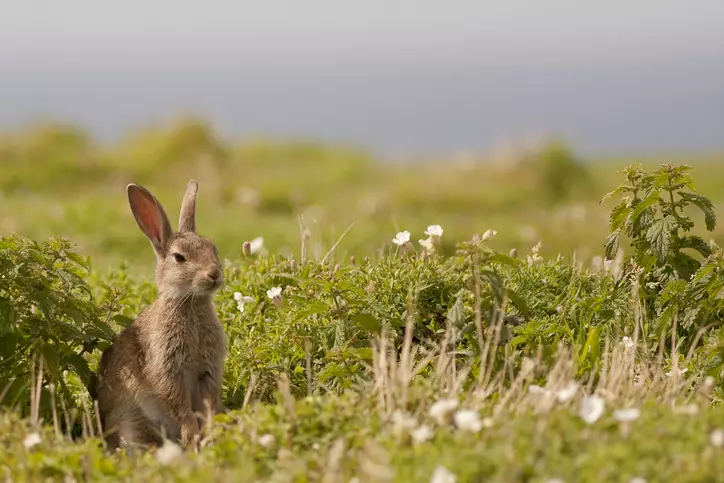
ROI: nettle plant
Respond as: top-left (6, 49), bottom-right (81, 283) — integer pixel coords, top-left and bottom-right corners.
top-left (603, 164), bottom-right (723, 355)
top-left (0, 236), bottom-right (115, 421)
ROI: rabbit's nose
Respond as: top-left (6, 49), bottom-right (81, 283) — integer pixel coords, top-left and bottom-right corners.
top-left (206, 268), bottom-right (221, 282)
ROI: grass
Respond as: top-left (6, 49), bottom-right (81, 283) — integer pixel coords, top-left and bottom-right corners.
top-left (2, 120), bottom-right (724, 481)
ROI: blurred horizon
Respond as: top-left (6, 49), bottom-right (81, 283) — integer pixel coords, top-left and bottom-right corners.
top-left (2, 0), bottom-right (723, 158)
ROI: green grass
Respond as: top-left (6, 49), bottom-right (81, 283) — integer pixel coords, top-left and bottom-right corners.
top-left (2, 120), bottom-right (724, 482)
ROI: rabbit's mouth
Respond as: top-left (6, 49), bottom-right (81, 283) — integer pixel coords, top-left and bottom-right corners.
top-left (196, 277), bottom-right (223, 294)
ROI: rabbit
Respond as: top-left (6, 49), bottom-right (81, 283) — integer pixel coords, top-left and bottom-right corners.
top-left (93, 179), bottom-right (227, 452)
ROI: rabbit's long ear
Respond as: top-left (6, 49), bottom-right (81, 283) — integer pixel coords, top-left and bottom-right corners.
top-left (178, 179), bottom-right (198, 233)
top-left (127, 184), bottom-right (174, 256)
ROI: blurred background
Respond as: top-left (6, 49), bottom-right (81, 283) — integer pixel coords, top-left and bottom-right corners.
top-left (1, 0), bottom-right (723, 271)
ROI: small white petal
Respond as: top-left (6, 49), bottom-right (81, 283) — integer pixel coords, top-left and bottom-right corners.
top-left (419, 238), bottom-right (435, 251)
top-left (621, 336), bottom-right (635, 350)
top-left (454, 409), bottom-right (483, 433)
top-left (23, 432), bottom-right (42, 449)
top-left (156, 440), bottom-right (182, 464)
top-left (233, 292), bottom-right (243, 301)
top-left (249, 237), bottom-right (264, 254)
top-left (429, 399), bottom-right (459, 425)
top-left (710, 429), bottom-right (724, 448)
top-left (424, 225), bottom-right (444, 237)
top-left (482, 229), bottom-right (497, 241)
top-left (579, 395), bottom-right (605, 424)
top-left (430, 465), bottom-right (457, 483)
top-left (555, 382), bottom-right (579, 403)
top-left (258, 433), bottom-right (276, 448)
top-left (613, 408), bottom-right (640, 423)
top-left (266, 287), bottom-right (283, 299)
top-left (411, 425), bottom-right (434, 444)
top-left (393, 230), bottom-right (411, 246)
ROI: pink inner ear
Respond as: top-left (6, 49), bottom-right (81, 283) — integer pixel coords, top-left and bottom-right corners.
top-left (130, 190), bottom-right (162, 244)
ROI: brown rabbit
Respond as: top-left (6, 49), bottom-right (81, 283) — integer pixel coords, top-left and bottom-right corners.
top-left (94, 179), bottom-right (227, 452)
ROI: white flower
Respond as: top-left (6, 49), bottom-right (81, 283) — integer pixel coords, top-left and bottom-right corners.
top-left (429, 399), bottom-right (459, 425)
top-left (482, 229), bottom-right (497, 241)
top-left (233, 292), bottom-right (256, 313)
top-left (629, 478), bottom-right (646, 483)
top-left (249, 237), bottom-right (264, 254)
top-left (430, 465), bottom-right (456, 483)
top-left (711, 429), bottom-right (724, 448)
top-left (527, 241), bottom-right (544, 264)
top-left (425, 225), bottom-right (443, 237)
top-left (613, 408), bottom-right (640, 423)
top-left (411, 425), bottom-right (434, 444)
top-left (555, 381), bottom-right (579, 403)
top-left (454, 409), bottom-right (483, 433)
top-left (393, 231), bottom-right (411, 246)
top-left (23, 432), bottom-right (42, 449)
top-left (156, 440), bottom-right (182, 464)
top-left (419, 238), bottom-right (435, 253)
top-left (258, 433), bottom-right (276, 448)
top-left (266, 287), bottom-right (284, 308)
top-left (622, 336), bottom-right (635, 350)
top-left (579, 395), bottom-right (605, 424)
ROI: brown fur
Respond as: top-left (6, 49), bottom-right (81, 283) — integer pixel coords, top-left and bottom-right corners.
top-left (94, 180), bottom-right (227, 452)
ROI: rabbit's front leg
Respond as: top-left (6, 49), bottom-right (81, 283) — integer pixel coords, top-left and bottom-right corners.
top-left (146, 363), bottom-right (199, 447)
top-left (193, 370), bottom-right (226, 420)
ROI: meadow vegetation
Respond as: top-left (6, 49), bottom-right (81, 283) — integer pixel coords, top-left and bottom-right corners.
top-left (1, 119), bottom-right (724, 482)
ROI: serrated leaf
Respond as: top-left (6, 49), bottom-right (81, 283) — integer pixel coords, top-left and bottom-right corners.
top-left (646, 216), bottom-right (678, 260)
top-left (630, 189), bottom-right (660, 224)
top-left (608, 200), bottom-right (631, 232)
top-left (679, 235), bottom-right (712, 258)
top-left (605, 229), bottom-right (621, 261)
top-left (680, 192), bottom-right (716, 231)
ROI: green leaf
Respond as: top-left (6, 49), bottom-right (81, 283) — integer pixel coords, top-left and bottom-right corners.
top-left (0, 333), bottom-right (18, 361)
top-left (66, 353), bottom-right (93, 388)
top-left (41, 344), bottom-right (61, 380)
top-left (350, 313), bottom-right (382, 334)
top-left (679, 192), bottom-right (716, 231)
top-left (608, 200), bottom-right (631, 232)
top-left (630, 189), bottom-right (661, 224)
top-left (294, 300), bottom-right (330, 319)
top-left (578, 326), bottom-right (601, 366)
top-left (646, 216), bottom-right (678, 260)
top-left (605, 229), bottom-right (621, 261)
top-left (679, 235), bottom-right (713, 258)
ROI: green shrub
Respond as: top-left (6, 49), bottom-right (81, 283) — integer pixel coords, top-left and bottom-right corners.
top-left (0, 236), bottom-right (114, 421)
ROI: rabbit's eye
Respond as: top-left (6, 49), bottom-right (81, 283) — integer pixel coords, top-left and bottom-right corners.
top-left (172, 253), bottom-right (186, 263)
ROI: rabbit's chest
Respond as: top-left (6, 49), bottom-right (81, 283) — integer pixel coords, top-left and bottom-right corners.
top-left (186, 316), bottom-right (225, 369)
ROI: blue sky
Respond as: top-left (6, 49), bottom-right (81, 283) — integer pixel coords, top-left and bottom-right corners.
top-left (2, 1), bottom-right (723, 156)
